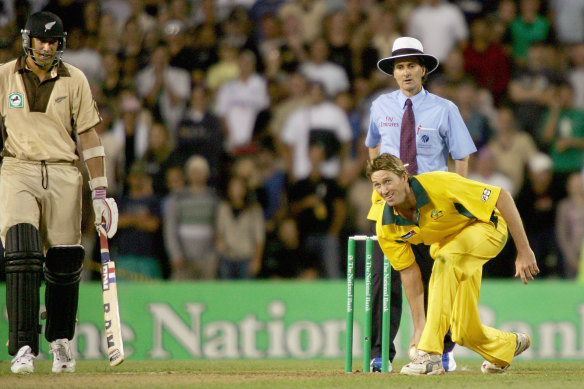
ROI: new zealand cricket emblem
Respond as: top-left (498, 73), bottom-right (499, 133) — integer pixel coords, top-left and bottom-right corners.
top-left (8, 92), bottom-right (24, 108)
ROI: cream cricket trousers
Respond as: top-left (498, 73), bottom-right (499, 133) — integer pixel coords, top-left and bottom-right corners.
top-left (0, 158), bottom-right (82, 251)
top-left (418, 213), bottom-right (517, 366)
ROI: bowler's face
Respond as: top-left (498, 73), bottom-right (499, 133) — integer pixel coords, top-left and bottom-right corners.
top-left (371, 170), bottom-right (409, 206)
top-left (393, 57), bottom-right (425, 97)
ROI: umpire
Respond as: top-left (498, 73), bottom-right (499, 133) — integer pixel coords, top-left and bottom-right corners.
top-left (0, 12), bottom-right (118, 374)
top-left (365, 37), bottom-right (476, 372)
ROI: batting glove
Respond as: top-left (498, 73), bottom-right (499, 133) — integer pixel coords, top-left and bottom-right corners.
top-left (92, 188), bottom-right (119, 238)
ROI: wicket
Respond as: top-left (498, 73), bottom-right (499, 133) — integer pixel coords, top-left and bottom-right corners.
top-left (345, 235), bottom-right (390, 373)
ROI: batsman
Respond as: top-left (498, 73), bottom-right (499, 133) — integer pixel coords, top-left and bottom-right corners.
top-left (0, 12), bottom-right (118, 374)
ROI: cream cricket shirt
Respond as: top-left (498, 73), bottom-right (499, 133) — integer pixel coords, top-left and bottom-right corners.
top-left (0, 56), bottom-right (100, 162)
top-left (371, 171), bottom-right (503, 271)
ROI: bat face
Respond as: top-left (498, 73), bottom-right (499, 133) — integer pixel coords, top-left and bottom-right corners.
top-left (99, 226), bottom-right (125, 366)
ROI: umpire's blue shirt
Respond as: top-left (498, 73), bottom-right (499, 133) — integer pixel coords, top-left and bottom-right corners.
top-left (365, 88), bottom-right (476, 172)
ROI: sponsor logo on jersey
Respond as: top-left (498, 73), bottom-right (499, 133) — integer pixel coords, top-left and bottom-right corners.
top-left (481, 188), bottom-right (491, 202)
top-left (400, 230), bottom-right (417, 239)
top-left (8, 92), bottom-right (24, 108)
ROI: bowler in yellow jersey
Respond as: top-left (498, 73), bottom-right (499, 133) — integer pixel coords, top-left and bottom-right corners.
top-left (366, 153), bottom-right (539, 375)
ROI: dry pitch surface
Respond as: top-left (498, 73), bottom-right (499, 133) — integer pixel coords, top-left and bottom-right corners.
top-left (1, 360), bottom-right (583, 389)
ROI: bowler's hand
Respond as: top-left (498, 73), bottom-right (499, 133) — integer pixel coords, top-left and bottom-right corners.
top-left (93, 188), bottom-right (119, 238)
top-left (514, 249), bottom-right (539, 284)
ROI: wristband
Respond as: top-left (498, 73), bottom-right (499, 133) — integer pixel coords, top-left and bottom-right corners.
top-left (88, 176), bottom-right (108, 191)
top-left (92, 188), bottom-right (107, 200)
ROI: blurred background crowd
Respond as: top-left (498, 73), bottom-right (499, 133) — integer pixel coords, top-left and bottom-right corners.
top-left (1, 0), bottom-right (584, 282)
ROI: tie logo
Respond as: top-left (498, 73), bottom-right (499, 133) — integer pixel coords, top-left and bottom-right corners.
top-left (8, 92), bottom-right (24, 108)
top-left (45, 21), bottom-right (56, 32)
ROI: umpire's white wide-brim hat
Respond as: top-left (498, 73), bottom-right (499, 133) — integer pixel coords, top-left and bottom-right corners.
top-left (377, 37), bottom-right (439, 77)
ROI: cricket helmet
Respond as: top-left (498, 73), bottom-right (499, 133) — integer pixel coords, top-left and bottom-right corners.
top-left (21, 12), bottom-right (67, 68)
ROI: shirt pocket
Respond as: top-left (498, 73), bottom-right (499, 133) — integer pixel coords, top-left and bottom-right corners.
top-left (416, 127), bottom-right (439, 156)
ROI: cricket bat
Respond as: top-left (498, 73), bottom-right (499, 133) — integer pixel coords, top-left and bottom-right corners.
top-left (98, 224), bottom-right (125, 366)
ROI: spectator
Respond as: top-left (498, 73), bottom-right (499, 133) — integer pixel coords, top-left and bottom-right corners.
top-left (556, 172), bottom-right (584, 279)
top-left (256, 139), bottom-right (288, 232)
top-left (539, 81), bottom-right (584, 192)
top-left (507, 0), bottom-right (552, 66)
top-left (163, 19), bottom-right (198, 73)
top-left (163, 155), bottom-right (219, 280)
top-left (215, 49), bottom-right (270, 154)
top-left (549, 0), bottom-right (584, 46)
top-left (142, 121), bottom-right (176, 196)
top-left (508, 41), bottom-right (563, 138)
top-left (324, 10), bottom-right (353, 81)
top-left (111, 90), bottom-right (150, 176)
top-left (94, 12), bottom-right (121, 53)
top-left (407, 0), bottom-right (469, 63)
top-left (463, 16), bottom-right (512, 106)
top-left (516, 152), bottom-right (562, 278)
top-left (468, 147), bottom-right (514, 194)
top-left (568, 43), bottom-right (584, 109)
top-left (280, 81), bottom-right (352, 181)
top-left (100, 52), bottom-right (124, 99)
top-left (278, 0), bottom-right (328, 44)
top-left (206, 39), bottom-right (240, 91)
top-left (487, 105), bottom-right (538, 197)
top-left (191, 23), bottom-right (219, 76)
top-left (287, 142), bottom-right (347, 278)
top-left (135, 42), bottom-right (191, 138)
top-left (359, 8), bottom-right (401, 79)
top-left (260, 217), bottom-right (318, 279)
top-left (176, 84), bottom-right (224, 188)
top-left (127, 0), bottom-right (158, 34)
top-left (216, 175), bottom-right (266, 279)
top-left (61, 26), bottom-right (104, 83)
top-left (95, 105), bottom-right (124, 198)
top-left (453, 79), bottom-right (493, 149)
top-left (113, 162), bottom-right (164, 280)
top-left (299, 37), bottom-right (350, 98)
top-left (268, 71), bottom-right (310, 141)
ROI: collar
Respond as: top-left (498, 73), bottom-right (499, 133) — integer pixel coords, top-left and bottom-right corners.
top-left (14, 55), bottom-right (71, 78)
top-left (397, 87), bottom-right (427, 109)
top-left (382, 176), bottom-right (430, 225)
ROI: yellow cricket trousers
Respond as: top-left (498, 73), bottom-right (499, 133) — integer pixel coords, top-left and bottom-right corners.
top-left (418, 214), bottom-right (517, 366)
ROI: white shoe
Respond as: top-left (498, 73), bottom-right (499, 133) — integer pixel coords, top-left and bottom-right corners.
top-left (50, 338), bottom-right (76, 373)
top-left (400, 350), bottom-right (445, 375)
top-left (11, 345), bottom-right (35, 374)
top-left (481, 332), bottom-right (531, 374)
top-left (513, 332), bottom-right (531, 357)
top-left (442, 350), bottom-right (457, 372)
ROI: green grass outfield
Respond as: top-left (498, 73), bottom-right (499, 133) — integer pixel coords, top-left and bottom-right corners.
top-left (1, 360), bottom-right (583, 389)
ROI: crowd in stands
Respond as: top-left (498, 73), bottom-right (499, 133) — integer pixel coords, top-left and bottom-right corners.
top-left (1, 0), bottom-right (584, 282)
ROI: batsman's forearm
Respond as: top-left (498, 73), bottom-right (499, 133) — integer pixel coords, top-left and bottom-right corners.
top-left (79, 129), bottom-right (106, 187)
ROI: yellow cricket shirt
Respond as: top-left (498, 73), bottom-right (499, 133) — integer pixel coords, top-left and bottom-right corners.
top-left (371, 171), bottom-right (502, 271)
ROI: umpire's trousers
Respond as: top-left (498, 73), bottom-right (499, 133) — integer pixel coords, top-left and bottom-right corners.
top-left (370, 226), bottom-right (455, 361)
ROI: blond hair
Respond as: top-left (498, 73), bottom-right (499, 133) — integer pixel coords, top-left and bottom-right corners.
top-left (365, 153), bottom-right (409, 180)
